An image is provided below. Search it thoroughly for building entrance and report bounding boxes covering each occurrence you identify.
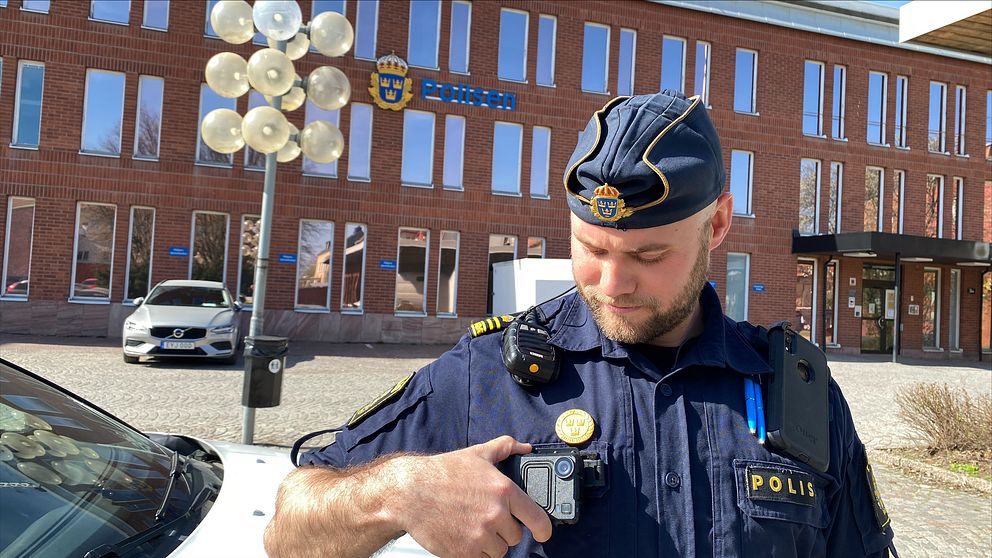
[860,265,897,354]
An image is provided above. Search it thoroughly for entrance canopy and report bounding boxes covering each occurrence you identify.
[792,231,992,267]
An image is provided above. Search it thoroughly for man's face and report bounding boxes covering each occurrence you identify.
[571,211,713,345]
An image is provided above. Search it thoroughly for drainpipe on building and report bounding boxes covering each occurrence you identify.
[821,256,833,351]
[892,252,901,364]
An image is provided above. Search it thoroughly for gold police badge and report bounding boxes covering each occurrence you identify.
[555,409,596,445]
[590,184,633,223]
[369,53,413,111]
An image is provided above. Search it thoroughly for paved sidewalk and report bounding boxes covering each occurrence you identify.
[1,335,990,556]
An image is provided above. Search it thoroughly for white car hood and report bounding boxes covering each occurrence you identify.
[165,438,435,557]
[168,438,293,558]
[129,306,237,328]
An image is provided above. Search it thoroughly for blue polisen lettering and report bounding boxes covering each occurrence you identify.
[471,88,485,105]
[503,92,516,111]
[440,83,455,102]
[421,78,437,98]
[486,90,500,107]
[417,79,517,111]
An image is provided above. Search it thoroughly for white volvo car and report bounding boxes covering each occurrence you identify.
[122,280,242,365]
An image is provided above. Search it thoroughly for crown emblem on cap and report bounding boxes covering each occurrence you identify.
[369,53,413,111]
[590,184,632,223]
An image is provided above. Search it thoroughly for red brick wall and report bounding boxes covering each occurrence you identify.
[1,0,990,355]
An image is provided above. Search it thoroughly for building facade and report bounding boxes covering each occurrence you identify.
[1,0,990,359]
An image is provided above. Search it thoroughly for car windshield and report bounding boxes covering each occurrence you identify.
[0,361,182,556]
[145,286,231,308]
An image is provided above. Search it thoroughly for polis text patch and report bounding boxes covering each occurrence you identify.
[745,465,816,506]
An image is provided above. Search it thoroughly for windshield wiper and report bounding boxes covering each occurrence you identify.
[155,450,188,522]
[83,486,216,558]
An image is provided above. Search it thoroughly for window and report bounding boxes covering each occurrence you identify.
[828,162,843,234]
[864,167,884,232]
[951,177,963,240]
[341,223,367,312]
[204,0,218,36]
[408,0,440,69]
[437,231,459,316]
[487,234,517,314]
[949,268,961,350]
[831,65,846,139]
[295,219,334,310]
[196,84,236,165]
[401,110,435,186]
[245,91,267,170]
[237,215,259,305]
[729,150,752,216]
[802,61,824,136]
[2,198,36,299]
[12,61,44,148]
[725,253,749,321]
[954,85,966,156]
[21,0,49,12]
[442,115,465,190]
[795,260,816,341]
[189,211,229,282]
[894,76,908,148]
[617,29,636,96]
[347,103,372,180]
[581,23,610,94]
[395,228,430,314]
[134,76,164,159]
[660,36,686,93]
[928,81,947,152]
[694,41,711,106]
[143,0,169,30]
[530,126,551,198]
[492,122,523,195]
[922,268,940,349]
[535,15,555,86]
[498,9,528,82]
[986,90,992,159]
[925,174,943,238]
[448,1,470,73]
[124,207,155,302]
[80,70,126,156]
[799,159,820,235]
[71,202,116,300]
[733,49,757,114]
[867,71,887,145]
[302,100,340,176]
[354,0,378,60]
[91,0,130,24]
[527,237,545,258]
[891,170,905,234]
[825,261,839,345]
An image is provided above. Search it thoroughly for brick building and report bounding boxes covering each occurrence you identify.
[1,0,990,359]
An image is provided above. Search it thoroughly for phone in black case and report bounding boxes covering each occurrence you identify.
[765,325,831,473]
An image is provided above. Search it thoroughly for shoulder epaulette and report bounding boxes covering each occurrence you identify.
[468,314,518,338]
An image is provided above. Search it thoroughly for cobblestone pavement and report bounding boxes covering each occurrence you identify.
[1,335,989,556]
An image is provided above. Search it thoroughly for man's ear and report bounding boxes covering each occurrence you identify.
[707,193,734,251]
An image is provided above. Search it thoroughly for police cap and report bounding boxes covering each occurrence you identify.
[564,90,725,229]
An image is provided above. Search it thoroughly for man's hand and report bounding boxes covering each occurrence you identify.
[386,435,553,558]
[264,436,552,558]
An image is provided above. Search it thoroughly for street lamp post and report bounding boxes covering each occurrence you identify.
[201,0,354,444]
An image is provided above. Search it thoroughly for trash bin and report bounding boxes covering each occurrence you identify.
[242,335,288,408]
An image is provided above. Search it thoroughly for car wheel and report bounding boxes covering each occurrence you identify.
[123,354,140,364]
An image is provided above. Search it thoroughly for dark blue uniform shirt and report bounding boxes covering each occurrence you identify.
[302,284,897,557]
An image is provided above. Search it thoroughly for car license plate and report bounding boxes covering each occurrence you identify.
[162,341,195,350]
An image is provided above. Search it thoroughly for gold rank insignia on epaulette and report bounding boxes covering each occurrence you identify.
[347,372,415,428]
[468,314,517,338]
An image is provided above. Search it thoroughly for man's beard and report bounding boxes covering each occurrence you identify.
[578,227,711,345]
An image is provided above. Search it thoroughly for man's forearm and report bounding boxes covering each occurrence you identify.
[264,456,407,558]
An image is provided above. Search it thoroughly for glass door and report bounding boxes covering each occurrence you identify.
[861,281,894,353]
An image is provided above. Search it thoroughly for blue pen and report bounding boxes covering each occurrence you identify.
[754,379,766,445]
[743,378,757,434]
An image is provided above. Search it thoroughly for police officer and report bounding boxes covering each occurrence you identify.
[264,90,898,558]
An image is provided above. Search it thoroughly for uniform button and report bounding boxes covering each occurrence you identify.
[665,472,681,488]
[659,383,673,397]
